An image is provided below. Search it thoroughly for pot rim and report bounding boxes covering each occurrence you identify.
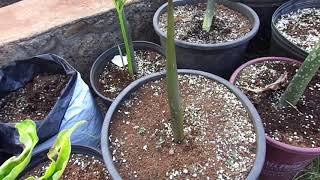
[20,144,103,178]
[152,0,260,50]
[89,41,165,104]
[101,69,266,180]
[240,0,289,4]
[271,0,320,56]
[229,56,320,154]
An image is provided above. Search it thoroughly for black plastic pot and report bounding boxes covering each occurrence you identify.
[90,41,165,106]
[20,145,103,178]
[270,0,320,60]
[1,54,102,164]
[101,69,266,179]
[240,0,289,49]
[153,0,259,79]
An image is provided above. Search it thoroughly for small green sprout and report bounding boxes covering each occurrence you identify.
[138,127,146,136]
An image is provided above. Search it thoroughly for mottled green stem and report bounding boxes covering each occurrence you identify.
[203,0,217,32]
[115,0,136,76]
[279,41,320,107]
[167,0,184,143]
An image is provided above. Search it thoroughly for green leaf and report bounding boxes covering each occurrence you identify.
[0,120,39,180]
[166,0,184,143]
[27,120,86,180]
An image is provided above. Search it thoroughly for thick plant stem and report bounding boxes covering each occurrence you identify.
[116,1,137,76]
[279,41,320,107]
[203,0,217,32]
[167,0,184,143]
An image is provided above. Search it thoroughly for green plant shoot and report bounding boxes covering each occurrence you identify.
[114,0,137,76]
[294,157,320,180]
[203,0,217,32]
[0,120,38,180]
[167,0,184,143]
[279,40,320,107]
[26,120,86,180]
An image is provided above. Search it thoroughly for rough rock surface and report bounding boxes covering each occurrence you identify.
[0,0,165,81]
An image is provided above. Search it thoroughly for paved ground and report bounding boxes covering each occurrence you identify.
[0,0,165,81]
[0,0,118,44]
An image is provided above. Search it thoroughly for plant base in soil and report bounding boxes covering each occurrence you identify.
[235,60,320,148]
[108,74,256,179]
[159,3,252,44]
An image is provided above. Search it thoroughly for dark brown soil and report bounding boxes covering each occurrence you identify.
[98,49,166,99]
[108,75,256,179]
[235,60,320,148]
[0,74,70,123]
[159,3,252,44]
[21,154,110,180]
[275,8,320,53]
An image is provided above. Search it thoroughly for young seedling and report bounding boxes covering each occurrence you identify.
[114,0,137,77]
[26,120,86,180]
[167,0,184,143]
[279,40,320,107]
[203,0,217,32]
[0,120,38,180]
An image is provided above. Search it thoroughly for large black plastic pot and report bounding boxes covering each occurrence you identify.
[153,0,259,79]
[270,0,320,60]
[101,69,266,179]
[90,41,165,106]
[240,0,289,49]
[20,145,103,178]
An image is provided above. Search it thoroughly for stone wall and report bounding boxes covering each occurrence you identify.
[0,0,166,81]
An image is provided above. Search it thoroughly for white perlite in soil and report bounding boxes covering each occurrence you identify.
[276,8,320,53]
[109,74,256,179]
[25,154,110,179]
[235,61,320,147]
[99,50,165,97]
[159,3,252,44]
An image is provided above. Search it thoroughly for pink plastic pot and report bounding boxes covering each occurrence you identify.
[230,57,320,180]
